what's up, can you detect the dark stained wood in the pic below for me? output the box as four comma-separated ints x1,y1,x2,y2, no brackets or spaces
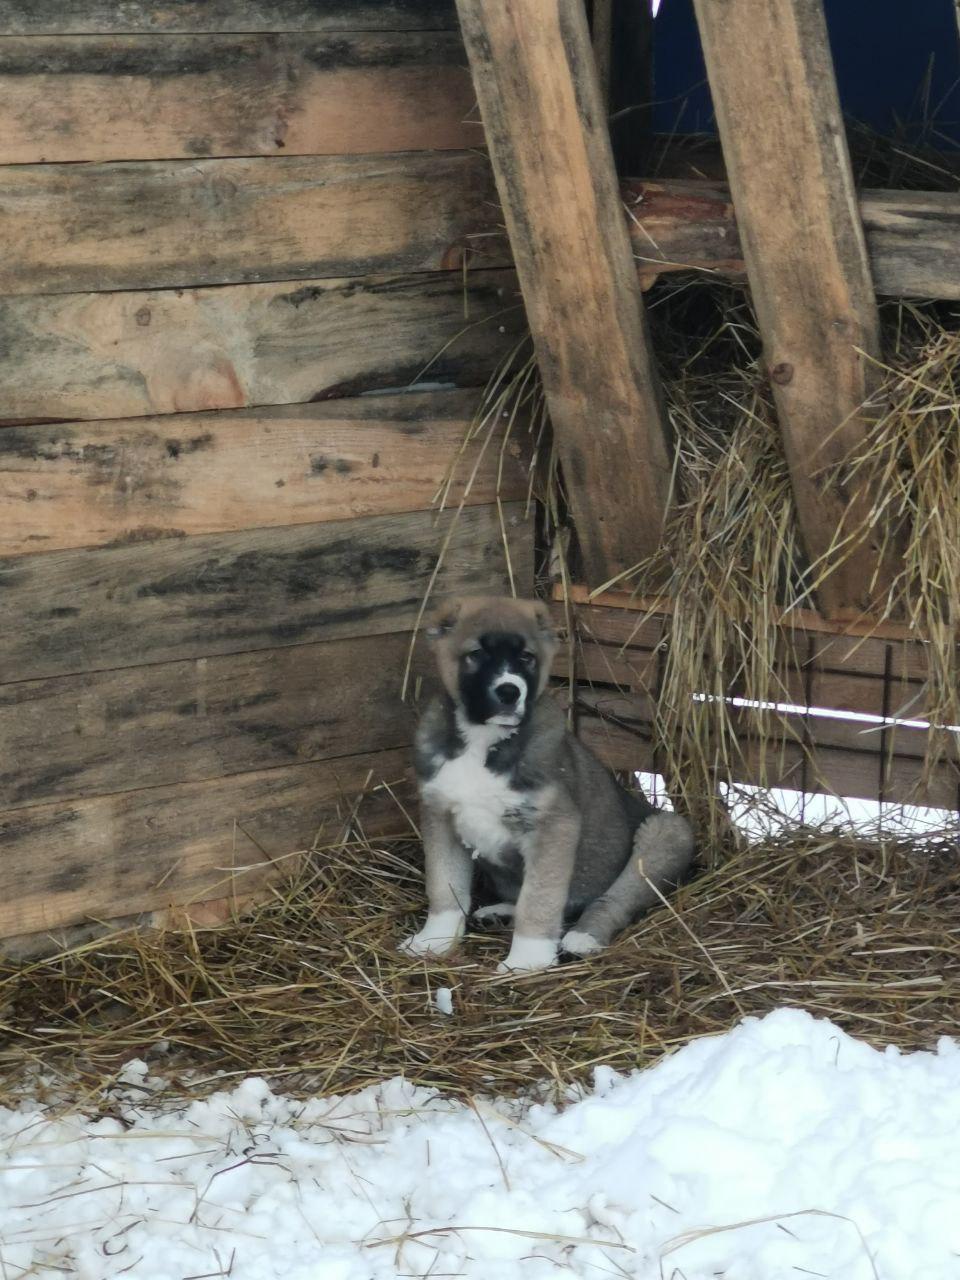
0,151,507,296
862,190,960,301
692,0,893,620
0,390,529,555
455,0,673,585
0,33,477,164
0,269,521,425
0,2,457,35
0,631,433,809
0,500,532,683
0,746,415,939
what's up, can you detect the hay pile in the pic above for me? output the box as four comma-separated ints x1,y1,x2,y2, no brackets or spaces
2,825,958,1112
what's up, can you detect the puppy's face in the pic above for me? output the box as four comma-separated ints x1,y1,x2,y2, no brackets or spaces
428,597,557,728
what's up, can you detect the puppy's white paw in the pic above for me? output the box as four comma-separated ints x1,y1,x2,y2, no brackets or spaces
496,935,558,973
399,910,465,959
561,928,603,958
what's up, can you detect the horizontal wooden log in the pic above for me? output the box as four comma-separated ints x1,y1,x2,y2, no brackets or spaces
0,269,522,426
625,180,960,301
0,746,415,939
0,500,532,683
0,150,507,296
0,32,477,164
0,2,457,35
0,390,529,556
0,631,433,809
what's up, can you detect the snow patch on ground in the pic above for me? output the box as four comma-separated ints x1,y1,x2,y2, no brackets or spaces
2,1008,959,1279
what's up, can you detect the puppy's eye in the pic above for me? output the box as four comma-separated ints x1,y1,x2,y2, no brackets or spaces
520,649,537,666
461,648,483,669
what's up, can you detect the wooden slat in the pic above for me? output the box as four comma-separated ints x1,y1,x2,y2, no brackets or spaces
861,190,960,301
0,746,414,939
455,0,673,585
571,684,957,809
0,2,457,35
0,268,521,426
0,151,506,296
0,631,432,809
556,584,945,646
625,181,960,302
0,500,532,683
692,0,892,620
0,33,477,165
0,390,528,556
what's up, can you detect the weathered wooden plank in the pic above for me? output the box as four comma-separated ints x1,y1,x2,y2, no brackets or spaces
692,0,892,620
0,501,532,683
0,631,433,809
455,0,673,585
0,269,521,426
0,150,506,296
551,642,659,692
625,181,960,302
0,746,414,940
0,33,476,165
861,190,960,301
0,390,529,556
0,2,457,35
572,684,956,808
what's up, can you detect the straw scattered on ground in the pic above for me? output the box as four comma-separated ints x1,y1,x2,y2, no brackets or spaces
2,825,958,1115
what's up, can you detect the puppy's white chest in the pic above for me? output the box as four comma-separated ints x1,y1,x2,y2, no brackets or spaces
423,751,518,858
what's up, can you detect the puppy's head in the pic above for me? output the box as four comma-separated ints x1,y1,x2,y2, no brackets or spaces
426,596,557,728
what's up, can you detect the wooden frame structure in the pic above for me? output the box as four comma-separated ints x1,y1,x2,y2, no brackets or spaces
454,0,959,812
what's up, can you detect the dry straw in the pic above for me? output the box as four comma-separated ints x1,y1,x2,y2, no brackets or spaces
2,822,958,1113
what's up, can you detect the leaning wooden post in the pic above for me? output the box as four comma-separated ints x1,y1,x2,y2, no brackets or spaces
455,0,674,587
693,0,896,621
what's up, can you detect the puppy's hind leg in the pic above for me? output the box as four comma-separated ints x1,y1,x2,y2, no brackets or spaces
562,813,694,958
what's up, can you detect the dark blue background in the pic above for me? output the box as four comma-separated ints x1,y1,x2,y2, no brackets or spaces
652,0,960,145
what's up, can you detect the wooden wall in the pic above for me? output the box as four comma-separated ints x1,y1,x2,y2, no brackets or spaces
0,0,532,944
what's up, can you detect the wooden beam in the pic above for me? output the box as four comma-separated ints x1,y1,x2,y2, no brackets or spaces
0,502,531,683
0,269,521,426
0,33,477,165
455,0,673,586
623,180,960,302
0,631,431,810
0,150,506,296
0,1,457,35
0,391,528,556
692,0,893,620
0,746,414,940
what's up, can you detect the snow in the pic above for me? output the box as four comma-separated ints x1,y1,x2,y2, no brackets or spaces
3,1009,960,1280
434,985,455,1016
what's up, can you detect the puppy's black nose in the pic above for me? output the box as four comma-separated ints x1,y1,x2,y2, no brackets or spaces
495,682,521,706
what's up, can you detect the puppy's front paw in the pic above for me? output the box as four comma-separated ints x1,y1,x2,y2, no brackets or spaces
560,928,603,958
496,935,558,973
399,910,465,959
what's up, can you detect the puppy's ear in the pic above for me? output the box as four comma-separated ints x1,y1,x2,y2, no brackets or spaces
425,599,461,642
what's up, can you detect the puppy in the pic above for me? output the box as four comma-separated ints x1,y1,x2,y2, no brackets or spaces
400,596,695,971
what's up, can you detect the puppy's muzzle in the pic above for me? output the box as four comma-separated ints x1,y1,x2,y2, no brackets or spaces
491,677,526,725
